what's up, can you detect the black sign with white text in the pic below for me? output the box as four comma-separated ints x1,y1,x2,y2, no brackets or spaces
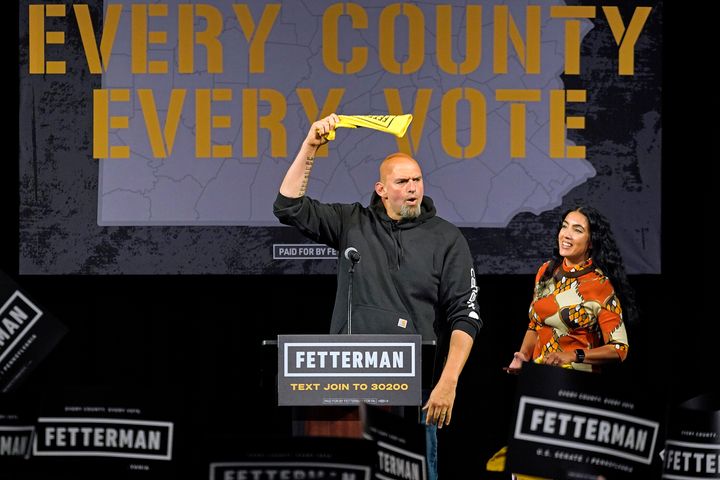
0,398,37,479
507,362,662,479
272,244,339,259
211,461,371,480
207,437,375,480
34,417,173,460
0,271,67,392
0,425,34,458
30,392,179,478
663,394,720,479
515,397,656,463
361,404,427,480
278,335,422,406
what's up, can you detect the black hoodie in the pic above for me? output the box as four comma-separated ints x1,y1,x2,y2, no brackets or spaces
273,192,482,343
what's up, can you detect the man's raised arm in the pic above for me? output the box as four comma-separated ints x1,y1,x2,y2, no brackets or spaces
279,114,339,198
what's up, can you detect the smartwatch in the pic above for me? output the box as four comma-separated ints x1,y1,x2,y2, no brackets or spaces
574,349,585,363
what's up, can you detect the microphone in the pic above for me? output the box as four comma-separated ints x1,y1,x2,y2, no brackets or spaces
344,247,361,264
344,247,360,335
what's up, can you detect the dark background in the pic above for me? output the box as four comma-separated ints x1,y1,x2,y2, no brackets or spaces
4,1,712,479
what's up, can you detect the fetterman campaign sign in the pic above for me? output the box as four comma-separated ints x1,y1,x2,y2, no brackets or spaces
207,437,374,480
0,397,36,479
662,394,720,479
0,271,67,392
30,393,176,478
507,362,663,479
362,404,428,480
278,335,421,406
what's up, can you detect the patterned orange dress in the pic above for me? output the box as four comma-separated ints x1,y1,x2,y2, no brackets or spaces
528,259,629,372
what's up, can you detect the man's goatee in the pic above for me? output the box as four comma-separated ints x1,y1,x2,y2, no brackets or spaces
400,204,421,219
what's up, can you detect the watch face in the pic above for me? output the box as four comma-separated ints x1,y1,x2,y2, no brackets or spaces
575,349,585,362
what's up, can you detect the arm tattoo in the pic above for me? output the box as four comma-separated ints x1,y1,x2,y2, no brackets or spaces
298,156,315,196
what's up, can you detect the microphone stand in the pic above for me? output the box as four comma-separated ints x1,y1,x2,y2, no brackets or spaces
347,260,356,334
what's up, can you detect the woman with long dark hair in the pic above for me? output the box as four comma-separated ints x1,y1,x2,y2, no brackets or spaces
507,205,634,372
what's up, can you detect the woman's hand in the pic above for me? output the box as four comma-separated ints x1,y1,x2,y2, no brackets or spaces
542,351,576,366
508,351,528,370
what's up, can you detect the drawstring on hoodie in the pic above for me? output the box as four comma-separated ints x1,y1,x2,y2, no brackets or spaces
391,223,404,269
369,191,435,270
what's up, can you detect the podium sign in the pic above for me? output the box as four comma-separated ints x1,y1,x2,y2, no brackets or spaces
278,335,422,406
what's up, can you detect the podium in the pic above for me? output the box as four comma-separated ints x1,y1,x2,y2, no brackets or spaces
261,336,437,438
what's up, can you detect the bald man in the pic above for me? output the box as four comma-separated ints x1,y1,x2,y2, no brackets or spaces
274,114,481,442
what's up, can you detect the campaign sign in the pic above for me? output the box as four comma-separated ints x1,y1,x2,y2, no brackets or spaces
34,417,174,460
507,362,662,479
30,393,177,478
0,271,67,393
0,424,34,459
0,400,36,478
361,404,427,480
208,437,374,480
662,393,720,479
0,398,36,462
278,335,421,406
